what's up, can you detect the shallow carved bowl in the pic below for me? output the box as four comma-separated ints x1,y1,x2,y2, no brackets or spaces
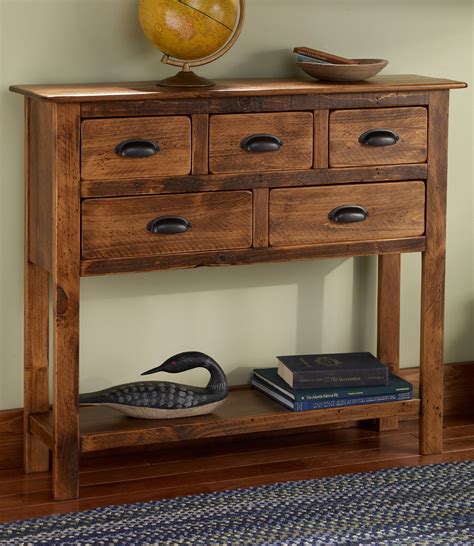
297,58,389,82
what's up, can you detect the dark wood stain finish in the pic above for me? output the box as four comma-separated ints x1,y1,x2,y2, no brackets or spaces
51,104,82,501
29,390,420,453
81,116,192,180
419,91,450,455
0,415,471,523
377,254,402,432
81,237,427,277
209,112,314,173
11,76,465,501
10,75,465,102
82,191,253,259
329,107,428,167
81,164,429,199
24,99,51,474
269,182,425,246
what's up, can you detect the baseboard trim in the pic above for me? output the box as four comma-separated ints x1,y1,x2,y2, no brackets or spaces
1,361,472,471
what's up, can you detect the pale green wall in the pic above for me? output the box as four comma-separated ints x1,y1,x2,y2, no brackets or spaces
0,0,472,410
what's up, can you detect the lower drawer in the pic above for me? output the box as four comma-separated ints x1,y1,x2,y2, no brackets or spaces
269,181,425,247
82,191,253,259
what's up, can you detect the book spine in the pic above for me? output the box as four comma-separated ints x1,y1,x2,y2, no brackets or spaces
294,392,412,412
253,372,411,402
296,385,411,402
292,370,388,389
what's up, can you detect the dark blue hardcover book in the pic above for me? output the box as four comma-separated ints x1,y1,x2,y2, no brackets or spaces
277,352,388,389
251,377,412,412
253,368,412,402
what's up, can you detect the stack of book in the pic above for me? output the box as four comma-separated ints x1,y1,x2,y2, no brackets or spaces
251,352,413,412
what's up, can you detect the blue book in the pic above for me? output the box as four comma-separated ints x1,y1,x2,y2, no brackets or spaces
277,352,388,389
254,368,412,402
251,376,412,412
296,54,332,65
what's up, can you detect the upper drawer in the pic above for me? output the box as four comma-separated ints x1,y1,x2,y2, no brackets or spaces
329,107,427,167
81,117,191,180
82,191,253,259
209,112,313,174
269,181,425,247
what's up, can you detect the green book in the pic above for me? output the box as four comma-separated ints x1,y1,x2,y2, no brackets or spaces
253,368,412,402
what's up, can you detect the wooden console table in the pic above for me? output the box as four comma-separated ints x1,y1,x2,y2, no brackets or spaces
10,75,466,500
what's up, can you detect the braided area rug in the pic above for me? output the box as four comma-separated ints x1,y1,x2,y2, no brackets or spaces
0,461,472,545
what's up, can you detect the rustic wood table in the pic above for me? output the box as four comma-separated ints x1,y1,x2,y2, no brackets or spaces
10,75,466,500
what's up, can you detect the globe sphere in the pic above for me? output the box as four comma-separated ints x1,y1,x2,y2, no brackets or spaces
139,0,238,62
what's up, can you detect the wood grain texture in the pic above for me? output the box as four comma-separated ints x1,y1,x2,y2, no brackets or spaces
401,366,474,419
24,264,50,473
329,107,428,167
52,103,82,500
0,410,23,471
0,418,472,524
81,164,428,198
12,78,464,502
81,117,191,180
419,91,450,455
27,100,54,272
79,91,431,118
191,114,209,175
269,182,425,247
1,363,472,472
9,75,466,102
81,237,427,276
209,112,313,173
29,389,420,453
314,110,329,168
377,254,401,432
252,188,269,248
82,191,253,259
24,98,50,473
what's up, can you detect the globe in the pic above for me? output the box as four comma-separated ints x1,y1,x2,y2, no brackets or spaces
138,0,245,87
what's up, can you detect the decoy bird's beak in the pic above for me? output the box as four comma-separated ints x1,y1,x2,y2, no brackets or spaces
141,364,165,376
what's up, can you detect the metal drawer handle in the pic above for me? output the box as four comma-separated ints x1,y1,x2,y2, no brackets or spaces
147,216,192,235
329,205,369,224
115,139,160,158
240,134,283,152
358,129,399,147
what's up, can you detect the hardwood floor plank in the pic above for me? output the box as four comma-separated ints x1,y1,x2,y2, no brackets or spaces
0,448,472,524
0,416,471,523
0,432,416,499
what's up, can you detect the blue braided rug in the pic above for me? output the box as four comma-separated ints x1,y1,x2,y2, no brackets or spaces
0,461,472,545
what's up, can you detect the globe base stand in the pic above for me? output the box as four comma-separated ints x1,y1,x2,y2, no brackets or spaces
157,70,215,88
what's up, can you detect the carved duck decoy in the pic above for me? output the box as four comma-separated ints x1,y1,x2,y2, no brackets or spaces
79,352,229,419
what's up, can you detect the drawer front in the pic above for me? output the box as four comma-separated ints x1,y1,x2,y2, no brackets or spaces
209,112,313,173
269,181,425,247
82,191,253,259
329,107,427,167
81,116,191,180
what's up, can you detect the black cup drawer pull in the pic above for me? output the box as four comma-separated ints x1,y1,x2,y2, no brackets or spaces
115,139,160,158
147,216,192,235
240,134,283,153
329,205,369,224
358,129,399,147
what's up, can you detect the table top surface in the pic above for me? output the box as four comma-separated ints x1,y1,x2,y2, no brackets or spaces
10,75,467,103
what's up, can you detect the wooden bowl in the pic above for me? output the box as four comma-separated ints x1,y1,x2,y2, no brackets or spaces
297,58,388,82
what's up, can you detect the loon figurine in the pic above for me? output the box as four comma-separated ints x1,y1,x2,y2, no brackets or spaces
79,352,229,419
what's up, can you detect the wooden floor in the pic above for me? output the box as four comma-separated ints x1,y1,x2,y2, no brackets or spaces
0,415,473,524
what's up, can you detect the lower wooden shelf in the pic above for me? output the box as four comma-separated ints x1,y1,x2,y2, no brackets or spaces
29,386,421,454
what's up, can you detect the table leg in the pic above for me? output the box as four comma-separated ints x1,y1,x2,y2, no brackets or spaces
51,103,82,500
377,254,401,432
24,261,50,473
420,91,449,455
